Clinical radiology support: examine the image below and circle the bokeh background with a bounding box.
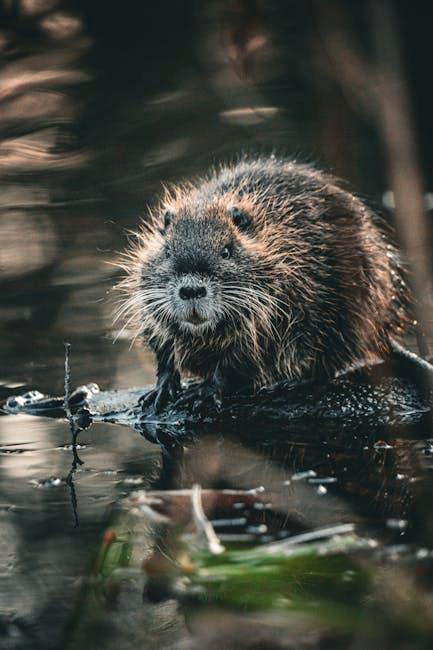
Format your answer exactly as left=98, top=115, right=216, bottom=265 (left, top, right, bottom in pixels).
left=1, top=1, right=433, bottom=648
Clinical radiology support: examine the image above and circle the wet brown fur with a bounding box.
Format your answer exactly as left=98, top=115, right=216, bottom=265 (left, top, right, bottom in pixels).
left=115, top=156, right=409, bottom=390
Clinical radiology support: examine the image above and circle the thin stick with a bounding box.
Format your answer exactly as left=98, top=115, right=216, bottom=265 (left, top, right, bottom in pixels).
left=63, top=342, right=82, bottom=527
left=64, top=342, right=72, bottom=420
left=191, top=484, right=225, bottom=555
left=369, top=1, right=432, bottom=358
left=65, top=470, right=79, bottom=529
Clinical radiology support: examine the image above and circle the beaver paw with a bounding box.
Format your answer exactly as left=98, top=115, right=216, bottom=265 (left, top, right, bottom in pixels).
left=173, top=381, right=223, bottom=414
left=139, top=372, right=181, bottom=413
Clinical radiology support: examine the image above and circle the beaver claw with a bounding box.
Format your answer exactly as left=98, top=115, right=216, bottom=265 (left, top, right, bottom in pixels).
left=139, top=371, right=181, bottom=413
left=193, top=388, right=223, bottom=414
left=173, top=380, right=224, bottom=414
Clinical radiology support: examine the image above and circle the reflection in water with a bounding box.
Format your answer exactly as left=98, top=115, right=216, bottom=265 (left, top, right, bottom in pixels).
left=39, top=11, right=83, bottom=40
left=0, top=210, right=57, bottom=280
left=5, top=360, right=433, bottom=645
left=20, top=0, right=60, bottom=17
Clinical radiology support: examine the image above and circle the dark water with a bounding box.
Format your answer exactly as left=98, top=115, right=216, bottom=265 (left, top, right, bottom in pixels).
left=1, top=2, right=433, bottom=649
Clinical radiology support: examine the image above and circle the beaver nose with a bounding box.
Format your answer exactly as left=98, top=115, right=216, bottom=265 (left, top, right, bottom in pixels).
left=179, top=285, right=207, bottom=300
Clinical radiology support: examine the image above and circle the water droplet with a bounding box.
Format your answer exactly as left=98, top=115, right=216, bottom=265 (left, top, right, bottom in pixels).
left=246, top=524, right=268, bottom=534
left=122, top=476, right=144, bottom=485
left=252, top=502, right=269, bottom=510
left=31, top=476, right=66, bottom=489
left=342, top=569, right=356, bottom=582
left=292, top=470, right=316, bottom=481
left=250, top=486, right=265, bottom=494
left=374, top=440, right=393, bottom=450
left=386, top=518, right=408, bottom=530
left=57, top=443, right=87, bottom=451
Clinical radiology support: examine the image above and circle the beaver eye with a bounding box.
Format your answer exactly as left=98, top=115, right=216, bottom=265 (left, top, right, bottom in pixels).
left=221, top=246, right=231, bottom=259
left=165, top=246, right=171, bottom=259
left=229, top=207, right=250, bottom=231
left=163, top=210, right=174, bottom=230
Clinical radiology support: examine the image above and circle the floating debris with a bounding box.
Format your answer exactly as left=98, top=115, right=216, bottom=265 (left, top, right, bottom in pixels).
left=291, top=470, right=317, bottom=481
left=31, top=476, right=66, bottom=489
left=121, top=476, right=144, bottom=485
left=386, top=519, right=408, bottom=531
left=308, top=476, right=338, bottom=485
left=57, top=443, right=87, bottom=451
left=0, top=447, right=27, bottom=455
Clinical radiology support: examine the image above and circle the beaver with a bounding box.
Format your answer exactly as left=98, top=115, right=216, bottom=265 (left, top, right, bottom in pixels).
left=116, top=155, right=409, bottom=411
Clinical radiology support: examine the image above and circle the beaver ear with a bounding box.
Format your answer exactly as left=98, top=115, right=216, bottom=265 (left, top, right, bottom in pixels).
left=229, top=207, right=250, bottom=231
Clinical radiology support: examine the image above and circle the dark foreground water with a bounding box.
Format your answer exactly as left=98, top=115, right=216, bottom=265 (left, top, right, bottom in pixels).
left=1, top=2, right=433, bottom=649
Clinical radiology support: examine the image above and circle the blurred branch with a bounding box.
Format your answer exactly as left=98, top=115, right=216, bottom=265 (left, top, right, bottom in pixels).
left=315, top=0, right=433, bottom=357
left=191, top=484, right=225, bottom=555
left=369, top=1, right=432, bottom=356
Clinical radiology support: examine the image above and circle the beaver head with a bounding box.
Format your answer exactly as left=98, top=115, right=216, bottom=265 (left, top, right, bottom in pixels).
left=119, top=189, right=287, bottom=356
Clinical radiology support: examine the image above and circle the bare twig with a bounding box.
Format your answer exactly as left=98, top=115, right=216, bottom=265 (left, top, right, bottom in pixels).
left=315, top=1, right=432, bottom=357
left=63, top=342, right=72, bottom=420
left=369, top=1, right=432, bottom=357
left=191, top=484, right=225, bottom=555
left=63, top=342, right=82, bottom=527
